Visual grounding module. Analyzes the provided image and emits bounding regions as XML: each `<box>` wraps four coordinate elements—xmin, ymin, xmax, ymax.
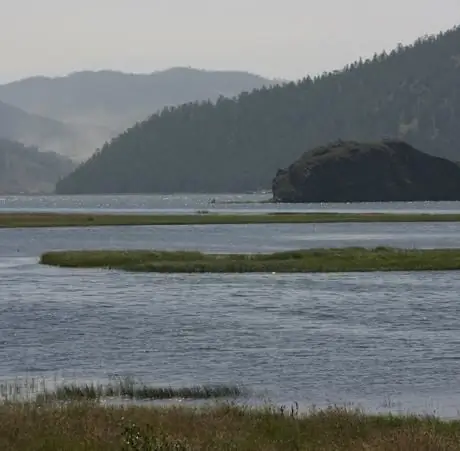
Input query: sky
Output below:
<box><xmin>1</xmin><ymin>0</ymin><xmax>459</xmax><ymax>83</ymax></box>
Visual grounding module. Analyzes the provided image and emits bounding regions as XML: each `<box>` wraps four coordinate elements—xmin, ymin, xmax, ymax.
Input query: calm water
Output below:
<box><xmin>2</xmin><ymin>222</ymin><xmax>460</xmax><ymax>256</ymax></box>
<box><xmin>2</xmin><ymin>259</ymin><xmax>460</xmax><ymax>417</ymax></box>
<box><xmin>1</xmin><ymin>217</ymin><xmax>460</xmax><ymax>416</ymax></box>
<box><xmin>3</xmin><ymin>193</ymin><xmax>460</xmax><ymax>214</ymax></box>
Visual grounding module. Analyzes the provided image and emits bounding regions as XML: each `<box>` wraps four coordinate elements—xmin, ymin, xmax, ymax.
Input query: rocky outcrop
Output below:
<box><xmin>272</xmin><ymin>140</ymin><xmax>460</xmax><ymax>203</ymax></box>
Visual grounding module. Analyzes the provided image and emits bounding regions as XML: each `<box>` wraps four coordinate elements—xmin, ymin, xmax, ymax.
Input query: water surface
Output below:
<box><xmin>3</xmin><ymin>194</ymin><xmax>460</xmax><ymax>214</ymax></box>
<box><xmin>2</xmin><ymin>219</ymin><xmax>460</xmax><ymax>416</ymax></box>
<box><xmin>2</xmin><ymin>222</ymin><xmax>460</xmax><ymax>258</ymax></box>
<box><xmin>1</xmin><ymin>258</ymin><xmax>460</xmax><ymax>417</ymax></box>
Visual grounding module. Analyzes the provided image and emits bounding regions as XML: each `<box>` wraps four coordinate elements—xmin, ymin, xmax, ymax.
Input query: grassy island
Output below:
<box><xmin>2</xmin><ymin>211</ymin><xmax>460</xmax><ymax>228</ymax></box>
<box><xmin>40</xmin><ymin>247</ymin><xmax>460</xmax><ymax>273</ymax></box>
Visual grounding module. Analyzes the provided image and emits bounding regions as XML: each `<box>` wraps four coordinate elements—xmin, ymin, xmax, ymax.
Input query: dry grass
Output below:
<box><xmin>1</xmin><ymin>211</ymin><xmax>460</xmax><ymax>228</ymax></box>
<box><xmin>40</xmin><ymin>247</ymin><xmax>460</xmax><ymax>273</ymax></box>
<box><xmin>0</xmin><ymin>403</ymin><xmax>459</xmax><ymax>450</ymax></box>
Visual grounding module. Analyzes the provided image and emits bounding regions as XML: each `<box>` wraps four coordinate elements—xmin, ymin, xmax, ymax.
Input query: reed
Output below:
<box><xmin>43</xmin><ymin>382</ymin><xmax>242</xmax><ymax>403</ymax></box>
<box><xmin>0</xmin><ymin>377</ymin><xmax>242</xmax><ymax>404</ymax></box>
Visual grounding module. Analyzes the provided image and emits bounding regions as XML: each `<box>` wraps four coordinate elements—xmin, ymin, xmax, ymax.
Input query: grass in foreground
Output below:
<box><xmin>0</xmin><ymin>403</ymin><xmax>459</xmax><ymax>450</ymax></box>
<box><xmin>40</xmin><ymin>247</ymin><xmax>460</xmax><ymax>273</ymax></box>
<box><xmin>2</xmin><ymin>211</ymin><xmax>460</xmax><ymax>227</ymax></box>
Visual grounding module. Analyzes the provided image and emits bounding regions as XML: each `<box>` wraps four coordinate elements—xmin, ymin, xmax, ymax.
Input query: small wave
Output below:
<box><xmin>0</xmin><ymin>257</ymin><xmax>38</xmax><ymax>269</ymax></box>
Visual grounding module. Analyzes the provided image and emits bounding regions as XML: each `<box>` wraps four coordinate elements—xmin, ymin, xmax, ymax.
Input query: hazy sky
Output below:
<box><xmin>1</xmin><ymin>0</ymin><xmax>459</xmax><ymax>83</ymax></box>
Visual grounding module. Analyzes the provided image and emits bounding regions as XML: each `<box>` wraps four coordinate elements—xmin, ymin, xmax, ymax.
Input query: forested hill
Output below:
<box><xmin>0</xmin><ymin>139</ymin><xmax>75</xmax><ymax>194</ymax></box>
<box><xmin>56</xmin><ymin>26</ymin><xmax>460</xmax><ymax>194</ymax></box>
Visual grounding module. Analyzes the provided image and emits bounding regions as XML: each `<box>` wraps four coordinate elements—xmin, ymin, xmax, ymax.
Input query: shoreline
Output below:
<box><xmin>3</xmin><ymin>211</ymin><xmax>460</xmax><ymax>227</ymax></box>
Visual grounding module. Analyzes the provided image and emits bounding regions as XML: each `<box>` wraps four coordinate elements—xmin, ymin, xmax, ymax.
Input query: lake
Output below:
<box><xmin>1</xmin><ymin>195</ymin><xmax>460</xmax><ymax>417</ymax></box>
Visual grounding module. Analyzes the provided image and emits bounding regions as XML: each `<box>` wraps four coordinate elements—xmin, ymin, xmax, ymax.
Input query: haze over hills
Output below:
<box><xmin>0</xmin><ymin>68</ymin><xmax>274</xmax><ymax>156</ymax></box>
<box><xmin>0</xmin><ymin>100</ymin><xmax>92</xmax><ymax>160</ymax></box>
<box><xmin>56</xmin><ymin>26</ymin><xmax>460</xmax><ymax>195</ymax></box>
<box><xmin>0</xmin><ymin>139</ymin><xmax>75</xmax><ymax>194</ymax></box>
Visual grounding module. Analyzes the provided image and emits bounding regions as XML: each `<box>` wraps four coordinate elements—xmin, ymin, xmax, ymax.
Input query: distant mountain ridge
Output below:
<box><xmin>0</xmin><ymin>139</ymin><xmax>75</xmax><ymax>194</ymax></box>
<box><xmin>0</xmin><ymin>67</ymin><xmax>273</xmax><ymax>193</ymax></box>
<box><xmin>56</xmin><ymin>25</ymin><xmax>460</xmax><ymax>194</ymax></box>
<box><xmin>0</xmin><ymin>68</ymin><xmax>274</xmax><ymax>147</ymax></box>
<box><xmin>0</xmin><ymin>100</ymin><xmax>92</xmax><ymax>160</ymax></box>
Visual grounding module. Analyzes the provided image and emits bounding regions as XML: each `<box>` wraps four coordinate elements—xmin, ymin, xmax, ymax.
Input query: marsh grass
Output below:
<box><xmin>0</xmin><ymin>377</ymin><xmax>48</xmax><ymax>404</ymax></box>
<box><xmin>2</xmin><ymin>211</ymin><xmax>460</xmax><ymax>228</ymax></box>
<box><xmin>1</xmin><ymin>403</ymin><xmax>460</xmax><ymax>450</ymax></box>
<box><xmin>42</xmin><ymin>382</ymin><xmax>242</xmax><ymax>403</ymax></box>
<box><xmin>41</xmin><ymin>247</ymin><xmax>460</xmax><ymax>273</ymax></box>
<box><xmin>0</xmin><ymin>377</ymin><xmax>242</xmax><ymax>404</ymax></box>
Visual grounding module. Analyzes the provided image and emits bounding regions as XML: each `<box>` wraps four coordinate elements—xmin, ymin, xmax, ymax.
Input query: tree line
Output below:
<box><xmin>56</xmin><ymin>26</ymin><xmax>460</xmax><ymax>194</ymax></box>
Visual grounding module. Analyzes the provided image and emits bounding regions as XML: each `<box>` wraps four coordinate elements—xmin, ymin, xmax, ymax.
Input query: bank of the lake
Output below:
<box><xmin>40</xmin><ymin>247</ymin><xmax>460</xmax><ymax>273</ymax></box>
<box><xmin>4</xmin><ymin>212</ymin><xmax>460</xmax><ymax>228</ymax></box>
<box><xmin>1</xmin><ymin>402</ymin><xmax>459</xmax><ymax>450</ymax></box>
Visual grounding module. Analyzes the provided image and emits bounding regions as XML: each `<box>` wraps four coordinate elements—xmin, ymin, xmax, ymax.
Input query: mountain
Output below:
<box><xmin>55</xmin><ymin>25</ymin><xmax>460</xmax><ymax>194</ymax></box>
<box><xmin>0</xmin><ymin>100</ymin><xmax>94</xmax><ymax>160</ymax></box>
<box><xmin>272</xmin><ymin>140</ymin><xmax>460</xmax><ymax>202</ymax></box>
<box><xmin>0</xmin><ymin>67</ymin><xmax>273</xmax><ymax>135</ymax></box>
<box><xmin>0</xmin><ymin>139</ymin><xmax>75</xmax><ymax>194</ymax></box>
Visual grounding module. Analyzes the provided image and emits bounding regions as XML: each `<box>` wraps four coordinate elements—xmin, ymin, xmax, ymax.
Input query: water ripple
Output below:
<box><xmin>2</xmin><ymin>223</ymin><xmax>460</xmax><ymax>416</ymax></box>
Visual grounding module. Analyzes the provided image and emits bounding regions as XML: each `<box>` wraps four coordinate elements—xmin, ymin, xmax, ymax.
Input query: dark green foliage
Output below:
<box><xmin>40</xmin><ymin>247</ymin><xmax>460</xmax><ymax>273</ymax></box>
<box><xmin>56</xmin><ymin>26</ymin><xmax>460</xmax><ymax>194</ymax></box>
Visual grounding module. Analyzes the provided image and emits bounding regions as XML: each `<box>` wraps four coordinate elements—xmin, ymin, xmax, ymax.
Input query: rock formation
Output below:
<box><xmin>272</xmin><ymin>140</ymin><xmax>460</xmax><ymax>203</ymax></box>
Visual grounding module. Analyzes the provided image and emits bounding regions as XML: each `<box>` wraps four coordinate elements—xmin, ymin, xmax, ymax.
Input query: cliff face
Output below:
<box><xmin>272</xmin><ymin>140</ymin><xmax>460</xmax><ymax>203</ymax></box>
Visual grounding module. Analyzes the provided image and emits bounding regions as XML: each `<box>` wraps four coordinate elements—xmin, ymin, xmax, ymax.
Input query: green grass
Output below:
<box><xmin>0</xmin><ymin>402</ymin><xmax>460</xmax><ymax>450</ymax></box>
<box><xmin>40</xmin><ymin>247</ymin><xmax>460</xmax><ymax>273</ymax></box>
<box><xmin>2</xmin><ymin>211</ymin><xmax>460</xmax><ymax>227</ymax></box>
